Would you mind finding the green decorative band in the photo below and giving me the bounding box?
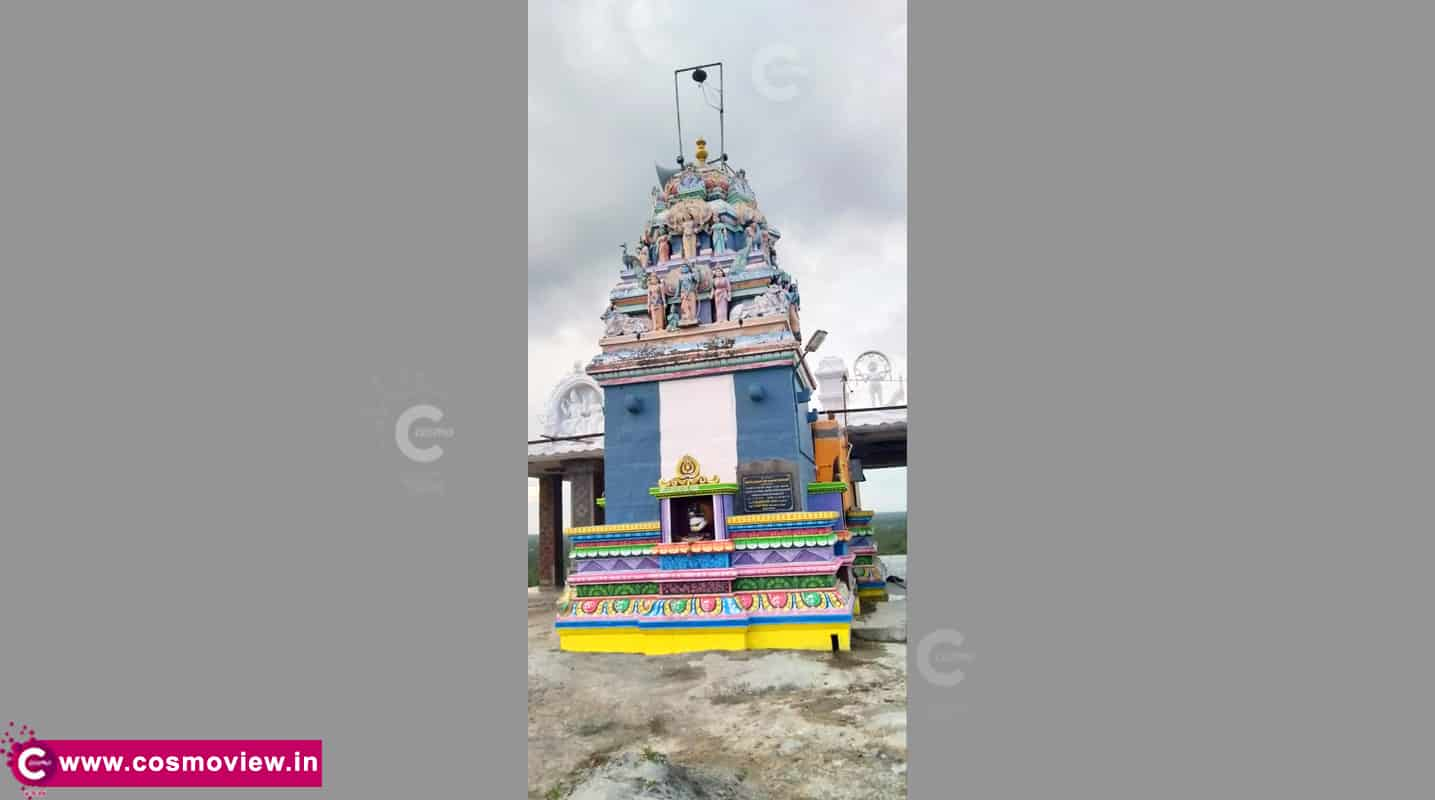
[848,526,873,535]
[648,482,740,499]
[572,543,658,558]
[733,533,836,550]
[575,582,660,597]
[853,555,875,565]
[733,575,835,591]
[806,481,847,494]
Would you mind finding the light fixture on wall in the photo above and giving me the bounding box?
[796,329,828,391]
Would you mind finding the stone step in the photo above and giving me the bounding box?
[852,596,907,643]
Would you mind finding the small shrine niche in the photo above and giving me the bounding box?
[672,495,716,542]
[650,454,738,544]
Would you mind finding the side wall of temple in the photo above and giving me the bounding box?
[598,365,818,524]
[734,365,817,490]
[600,381,662,524]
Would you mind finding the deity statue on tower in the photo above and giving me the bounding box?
[681,220,698,261]
[713,267,731,322]
[657,228,671,262]
[677,263,699,326]
[645,272,665,331]
[746,222,764,261]
[712,220,731,254]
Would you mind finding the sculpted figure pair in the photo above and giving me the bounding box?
[645,263,706,330]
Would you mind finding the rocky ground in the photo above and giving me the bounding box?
[528,587,908,799]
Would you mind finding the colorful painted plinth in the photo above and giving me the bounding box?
[847,511,889,603]
[554,588,853,654]
[557,511,853,654]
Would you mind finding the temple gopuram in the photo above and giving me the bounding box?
[552,135,889,655]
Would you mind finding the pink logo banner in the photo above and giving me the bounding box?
[7,739,322,789]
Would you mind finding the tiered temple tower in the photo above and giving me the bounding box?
[553,140,864,654]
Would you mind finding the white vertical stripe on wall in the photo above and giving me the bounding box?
[658,374,738,483]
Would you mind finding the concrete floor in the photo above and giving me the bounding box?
[528,588,908,799]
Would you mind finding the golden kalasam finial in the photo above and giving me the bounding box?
[694,138,708,165]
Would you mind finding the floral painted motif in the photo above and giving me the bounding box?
[576,582,661,598]
[554,589,849,620]
[731,575,833,592]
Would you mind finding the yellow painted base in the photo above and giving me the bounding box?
[557,623,850,655]
[746,623,850,652]
[858,588,889,603]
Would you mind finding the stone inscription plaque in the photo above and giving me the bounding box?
[739,472,796,513]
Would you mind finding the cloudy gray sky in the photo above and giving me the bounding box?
[528,1,907,531]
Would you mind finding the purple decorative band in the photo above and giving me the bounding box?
[729,546,835,566]
[573,556,661,573]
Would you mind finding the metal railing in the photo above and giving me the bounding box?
[527,432,605,445]
[826,404,908,420]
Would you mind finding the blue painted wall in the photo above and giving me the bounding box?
[601,381,661,524]
[807,491,843,518]
[734,365,817,490]
[793,372,815,479]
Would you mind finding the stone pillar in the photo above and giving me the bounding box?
[537,474,563,588]
[567,460,601,527]
[594,466,606,526]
